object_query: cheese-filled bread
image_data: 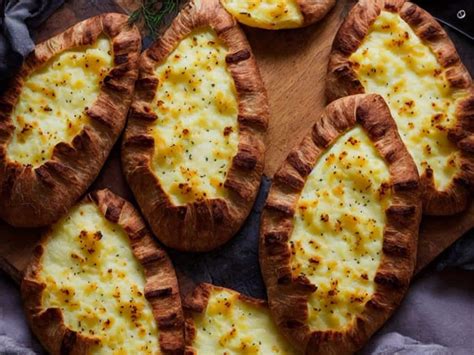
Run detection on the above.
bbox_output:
[122,0,268,252]
[0,14,141,227]
[327,0,474,215]
[184,284,299,354]
[21,189,184,354]
[220,0,335,29]
[260,95,421,354]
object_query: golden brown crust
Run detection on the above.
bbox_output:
[21,189,185,354]
[326,0,474,216]
[0,14,141,227]
[297,0,337,26]
[182,283,268,354]
[260,94,422,354]
[122,0,268,252]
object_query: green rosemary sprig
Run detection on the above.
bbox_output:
[129,0,179,38]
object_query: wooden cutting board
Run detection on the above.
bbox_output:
[0,0,473,285]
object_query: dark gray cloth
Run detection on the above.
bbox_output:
[0,336,37,355]
[365,332,450,355]
[0,0,65,78]
[436,231,474,271]
[362,269,474,354]
[0,271,43,354]
[415,0,474,40]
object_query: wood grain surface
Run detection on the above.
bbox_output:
[0,0,472,285]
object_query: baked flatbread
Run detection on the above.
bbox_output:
[327,0,474,215]
[184,283,299,354]
[220,0,335,29]
[21,189,184,354]
[260,94,421,354]
[0,14,141,227]
[122,0,268,251]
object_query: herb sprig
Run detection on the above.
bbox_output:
[129,0,179,38]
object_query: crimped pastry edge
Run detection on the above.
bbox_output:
[260,94,422,354]
[122,0,269,252]
[21,189,185,354]
[326,0,474,215]
[0,13,141,227]
[182,283,282,354]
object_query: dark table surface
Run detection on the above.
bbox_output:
[0,0,473,354]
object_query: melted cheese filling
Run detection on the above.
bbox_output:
[6,37,112,167]
[350,11,468,190]
[39,202,160,354]
[221,0,303,29]
[150,28,238,206]
[192,288,296,354]
[290,126,391,331]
